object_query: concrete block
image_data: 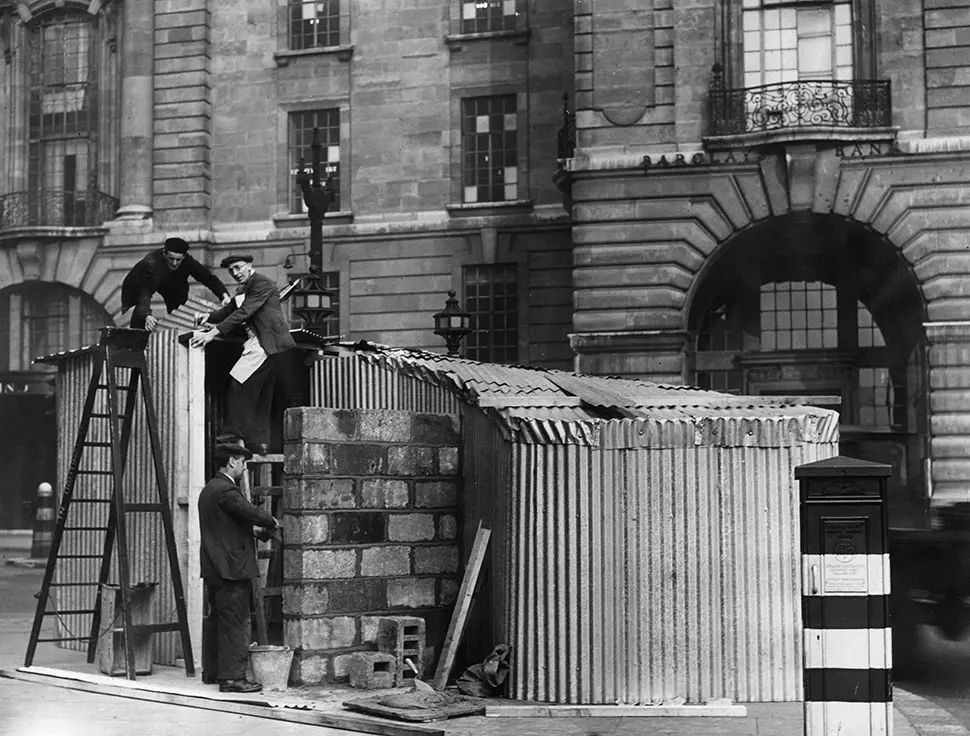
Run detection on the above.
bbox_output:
[330,444,387,475]
[387,514,435,542]
[412,414,460,445]
[284,512,329,545]
[284,443,331,475]
[347,651,397,689]
[283,582,329,616]
[331,512,386,543]
[415,481,458,508]
[333,653,357,680]
[361,479,410,508]
[289,478,356,510]
[378,616,426,685]
[296,616,357,649]
[414,545,460,574]
[327,579,385,613]
[286,407,359,442]
[438,447,459,475]
[387,447,436,476]
[360,546,410,577]
[301,549,357,579]
[439,578,459,606]
[438,514,457,540]
[387,578,436,609]
[360,616,383,645]
[359,410,413,442]
[290,651,328,685]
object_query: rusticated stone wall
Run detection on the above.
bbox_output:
[282,407,461,685]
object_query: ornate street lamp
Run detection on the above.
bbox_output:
[291,126,336,334]
[433,290,471,356]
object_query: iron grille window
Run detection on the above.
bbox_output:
[461,0,517,34]
[463,264,519,363]
[461,95,518,204]
[289,109,340,213]
[289,0,340,49]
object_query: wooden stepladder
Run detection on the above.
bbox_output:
[25,327,194,680]
[239,453,285,644]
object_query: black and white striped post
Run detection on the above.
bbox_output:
[795,456,893,736]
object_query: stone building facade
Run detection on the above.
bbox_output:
[1,0,969,524]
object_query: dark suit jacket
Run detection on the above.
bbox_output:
[198,472,277,581]
[206,272,297,355]
[121,249,228,319]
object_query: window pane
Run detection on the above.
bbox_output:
[289,0,340,49]
[461,0,518,34]
[462,264,519,363]
[461,95,518,203]
[288,109,341,213]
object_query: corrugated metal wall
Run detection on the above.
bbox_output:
[310,355,460,412]
[54,331,189,665]
[499,419,838,704]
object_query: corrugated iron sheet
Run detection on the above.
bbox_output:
[54,331,189,665]
[499,434,839,704]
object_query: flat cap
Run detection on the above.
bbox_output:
[215,442,253,460]
[164,237,190,254]
[219,254,254,268]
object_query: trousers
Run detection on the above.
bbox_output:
[224,349,293,448]
[202,577,252,681]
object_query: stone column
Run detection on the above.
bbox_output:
[115,0,153,219]
[925,322,970,507]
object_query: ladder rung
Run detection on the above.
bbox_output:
[248,454,285,463]
[70,499,112,504]
[82,442,113,448]
[125,503,162,512]
[76,470,113,476]
[256,550,274,560]
[95,384,134,391]
[57,554,103,559]
[262,587,281,597]
[34,636,91,643]
[64,526,110,532]
[48,582,100,587]
[110,623,183,635]
[42,609,96,617]
[252,486,283,498]
[89,413,113,418]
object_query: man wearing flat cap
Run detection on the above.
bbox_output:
[121,237,232,331]
[199,442,280,693]
[190,254,297,455]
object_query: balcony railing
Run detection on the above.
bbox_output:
[0,189,119,230]
[709,75,892,137]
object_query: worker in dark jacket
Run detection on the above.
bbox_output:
[189,254,297,455]
[199,442,279,693]
[121,237,231,330]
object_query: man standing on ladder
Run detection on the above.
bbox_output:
[189,254,297,455]
[199,442,280,693]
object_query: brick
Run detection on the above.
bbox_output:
[290,652,328,685]
[347,652,397,689]
[328,579,385,612]
[284,513,329,545]
[414,545,460,574]
[439,579,459,606]
[438,514,457,541]
[360,546,410,577]
[438,447,459,475]
[286,478,355,510]
[387,513,435,542]
[283,582,329,615]
[284,442,330,475]
[359,410,412,442]
[286,407,359,442]
[378,616,426,684]
[386,578,436,608]
[331,512,386,544]
[302,549,357,579]
[291,616,357,649]
[415,481,458,508]
[412,414,460,445]
[330,444,387,475]
[387,446,435,476]
[360,479,409,508]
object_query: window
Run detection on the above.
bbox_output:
[742,0,853,87]
[319,270,340,339]
[289,109,340,213]
[463,264,519,363]
[289,0,340,49]
[461,95,518,204]
[461,0,518,34]
[760,281,837,351]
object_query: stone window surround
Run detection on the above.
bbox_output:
[273,0,354,65]
[444,0,530,51]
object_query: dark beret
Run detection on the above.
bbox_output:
[215,443,253,460]
[164,237,190,254]
[219,254,254,268]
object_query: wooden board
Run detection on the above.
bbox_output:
[344,695,486,723]
[432,524,491,691]
[484,703,748,718]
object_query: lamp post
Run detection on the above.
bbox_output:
[433,290,471,356]
[292,127,336,334]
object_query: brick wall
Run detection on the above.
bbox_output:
[282,407,462,684]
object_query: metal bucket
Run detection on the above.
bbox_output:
[249,644,293,691]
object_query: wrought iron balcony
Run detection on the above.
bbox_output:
[708,74,892,138]
[0,189,119,230]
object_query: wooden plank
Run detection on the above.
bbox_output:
[2,667,445,736]
[432,524,491,691]
[185,342,206,672]
[484,703,747,718]
[344,695,486,723]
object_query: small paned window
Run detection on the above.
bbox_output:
[759,281,838,351]
[695,370,744,395]
[857,300,885,348]
[461,0,517,34]
[289,109,341,213]
[857,367,893,428]
[289,0,340,49]
[461,95,518,204]
[463,264,519,363]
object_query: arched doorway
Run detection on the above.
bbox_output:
[687,213,927,526]
[0,282,112,529]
